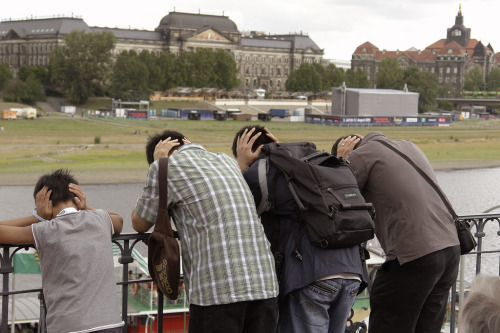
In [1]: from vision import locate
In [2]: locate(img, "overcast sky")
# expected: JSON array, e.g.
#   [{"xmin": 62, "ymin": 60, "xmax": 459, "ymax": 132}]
[{"xmin": 2, "ymin": 0, "xmax": 499, "ymax": 61}]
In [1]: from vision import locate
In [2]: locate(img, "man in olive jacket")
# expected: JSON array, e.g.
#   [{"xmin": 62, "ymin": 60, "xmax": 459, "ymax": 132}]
[{"xmin": 334, "ymin": 131, "xmax": 460, "ymax": 333}]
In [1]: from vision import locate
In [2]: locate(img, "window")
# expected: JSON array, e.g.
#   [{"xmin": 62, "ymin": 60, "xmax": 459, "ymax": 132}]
[
  {"xmin": 270, "ymin": 66, "xmax": 274, "ymax": 75},
  {"xmin": 285, "ymin": 68, "xmax": 289, "ymax": 75},
  {"xmin": 253, "ymin": 65, "xmax": 257, "ymax": 74},
  {"xmin": 245, "ymin": 66, "xmax": 250, "ymax": 74},
  {"xmin": 446, "ymin": 67, "xmax": 450, "ymax": 74},
  {"xmin": 253, "ymin": 56, "xmax": 257, "ymax": 62},
  {"xmin": 277, "ymin": 68, "xmax": 281, "ymax": 75},
  {"xmin": 277, "ymin": 80, "xmax": 281, "ymax": 88},
  {"xmin": 270, "ymin": 57, "xmax": 274, "ymax": 63},
  {"xmin": 454, "ymin": 67, "xmax": 458, "ymax": 74},
  {"xmin": 261, "ymin": 67, "xmax": 266, "ymax": 75}
]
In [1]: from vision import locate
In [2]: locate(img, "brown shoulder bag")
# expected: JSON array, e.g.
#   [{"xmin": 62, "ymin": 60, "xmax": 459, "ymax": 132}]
[{"xmin": 147, "ymin": 157, "xmax": 181, "ymax": 300}]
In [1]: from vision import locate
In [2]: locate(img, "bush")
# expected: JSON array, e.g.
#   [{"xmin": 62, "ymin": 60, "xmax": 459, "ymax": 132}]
[{"xmin": 94, "ymin": 136, "xmax": 101, "ymax": 144}]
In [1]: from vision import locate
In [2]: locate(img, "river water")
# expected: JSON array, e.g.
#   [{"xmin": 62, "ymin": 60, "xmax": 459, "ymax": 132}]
[{"xmin": 1, "ymin": 167, "xmax": 499, "ymax": 284}]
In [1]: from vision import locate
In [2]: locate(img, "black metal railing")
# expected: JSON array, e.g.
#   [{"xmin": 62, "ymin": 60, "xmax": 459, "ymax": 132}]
[{"xmin": 1, "ymin": 213, "xmax": 500, "ymax": 333}]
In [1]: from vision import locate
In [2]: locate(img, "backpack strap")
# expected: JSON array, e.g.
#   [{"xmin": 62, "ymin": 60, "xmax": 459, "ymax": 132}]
[{"xmin": 256, "ymin": 158, "xmax": 269, "ymax": 215}]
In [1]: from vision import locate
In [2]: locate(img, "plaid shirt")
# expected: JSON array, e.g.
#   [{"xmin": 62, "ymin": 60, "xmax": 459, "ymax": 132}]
[{"xmin": 135, "ymin": 143, "xmax": 278, "ymax": 306}]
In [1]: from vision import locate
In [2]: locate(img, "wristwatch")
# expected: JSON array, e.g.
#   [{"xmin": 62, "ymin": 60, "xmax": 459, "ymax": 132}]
[{"xmin": 33, "ymin": 208, "xmax": 47, "ymax": 222}]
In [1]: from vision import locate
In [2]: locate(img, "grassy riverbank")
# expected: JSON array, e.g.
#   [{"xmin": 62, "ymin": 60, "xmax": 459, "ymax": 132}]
[{"xmin": 1, "ymin": 115, "xmax": 500, "ymax": 185}]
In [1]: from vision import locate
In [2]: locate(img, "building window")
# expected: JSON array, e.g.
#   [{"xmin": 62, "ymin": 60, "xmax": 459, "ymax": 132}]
[
  {"xmin": 253, "ymin": 79, "xmax": 257, "ymax": 87},
  {"xmin": 253, "ymin": 56, "xmax": 257, "ymax": 62},
  {"xmin": 261, "ymin": 67, "xmax": 266, "ymax": 75},
  {"xmin": 270, "ymin": 66, "xmax": 274, "ymax": 75},
  {"xmin": 446, "ymin": 67, "xmax": 450, "ymax": 74},
  {"xmin": 270, "ymin": 57, "xmax": 274, "ymax": 62},
  {"xmin": 454, "ymin": 67, "xmax": 458, "ymax": 74},
  {"xmin": 285, "ymin": 68, "xmax": 289, "ymax": 75},
  {"xmin": 277, "ymin": 68, "xmax": 281, "ymax": 75},
  {"xmin": 245, "ymin": 55, "xmax": 249, "ymax": 61},
  {"xmin": 277, "ymin": 80, "xmax": 281, "ymax": 88},
  {"xmin": 245, "ymin": 66, "xmax": 250, "ymax": 74},
  {"xmin": 253, "ymin": 65, "xmax": 257, "ymax": 74}
]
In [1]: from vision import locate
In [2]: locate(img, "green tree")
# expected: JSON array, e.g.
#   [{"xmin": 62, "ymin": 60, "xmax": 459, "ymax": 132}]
[
  {"xmin": 213, "ymin": 49, "xmax": 239, "ymax": 90},
  {"xmin": 346, "ymin": 69, "xmax": 370, "ymax": 88},
  {"xmin": 0, "ymin": 62, "xmax": 13, "ymax": 90},
  {"xmin": 3, "ymin": 74, "xmax": 44, "ymax": 104},
  {"xmin": 376, "ymin": 58, "xmax": 404, "ymax": 89},
  {"xmin": 18, "ymin": 65, "xmax": 50, "ymax": 85},
  {"xmin": 157, "ymin": 52, "xmax": 178, "ymax": 90},
  {"xmin": 50, "ymin": 30, "xmax": 115, "ymax": 104},
  {"xmin": 486, "ymin": 68, "xmax": 500, "ymax": 91},
  {"xmin": 285, "ymin": 63, "xmax": 328, "ymax": 92},
  {"xmin": 463, "ymin": 66, "xmax": 484, "ymax": 91},
  {"xmin": 110, "ymin": 50, "xmax": 149, "ymax": 101},
  {"xmin": 403, "ymin": 67, "xmax": 439, "ymax": 113},
  {"xmin": 325, "ymin": 64, "xmax": 346, "ymax": 88},
  {"xmin": 138, "ymin": 50, "xmax": 164, "ymax": 92}
]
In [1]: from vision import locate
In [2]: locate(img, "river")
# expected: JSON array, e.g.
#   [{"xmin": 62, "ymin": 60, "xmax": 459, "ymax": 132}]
[{"xmin": 1, "ymin": 167, "xmax": 499, "ymax": 283}]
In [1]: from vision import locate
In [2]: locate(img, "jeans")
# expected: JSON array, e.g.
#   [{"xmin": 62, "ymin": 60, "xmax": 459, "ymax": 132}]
[
  {"xmin": 188, "ymin": 297, "xmax": 278, "ymax": 333},
  {"xmin": 279, "ymin": 278, "xmax": 361, "ymax": 333},
  {"xmin": 368, "ymin": 246, "xmax": 460, "ymax": 333}
]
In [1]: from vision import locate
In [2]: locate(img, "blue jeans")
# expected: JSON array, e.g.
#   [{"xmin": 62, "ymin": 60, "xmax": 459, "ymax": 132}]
[{"xmin": 279, "ymin": 278, "xmax": 361, "ymax": 333}]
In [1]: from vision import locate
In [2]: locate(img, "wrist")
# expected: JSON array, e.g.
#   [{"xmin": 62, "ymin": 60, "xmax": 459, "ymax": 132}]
[{"xmin": 33, "ymin": 208, "xmax": 47, "ymax": 222}]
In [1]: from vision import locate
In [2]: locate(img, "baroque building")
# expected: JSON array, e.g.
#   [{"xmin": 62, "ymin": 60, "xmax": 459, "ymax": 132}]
[
  {"xmin": 0, "ymin": 11, "xmax": 324, "ymax": 93},
  {"xmin": 351, "ymin": 6, "xmax": 498, "ymax": 91}
]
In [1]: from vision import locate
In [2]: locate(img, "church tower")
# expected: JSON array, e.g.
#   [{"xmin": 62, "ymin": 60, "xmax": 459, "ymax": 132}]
[{"xmin": 446, "ymin": 4, "xmax": 471, "ymax": 46}]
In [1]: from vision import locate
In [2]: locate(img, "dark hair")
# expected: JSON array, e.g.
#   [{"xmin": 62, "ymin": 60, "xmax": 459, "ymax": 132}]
[
  {"xmin": 33, "ymin": 169, "xmax": 78, "ymax": 206},
  {"xmin": 146, "ymin": 130, "xmax": 185, "ymax": 165},
  {"xmin": 331, "ymin": 134, "xmax": 362, "ymax": 156},
  {"xmin": 232, "ymin": 126, "xmax": 274, "ymax": 157}
]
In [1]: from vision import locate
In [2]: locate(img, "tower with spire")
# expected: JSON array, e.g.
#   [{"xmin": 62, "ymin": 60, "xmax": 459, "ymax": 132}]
[{"xmin": 446, "ymin": 4, "xmax": 471, "ymax": 47}]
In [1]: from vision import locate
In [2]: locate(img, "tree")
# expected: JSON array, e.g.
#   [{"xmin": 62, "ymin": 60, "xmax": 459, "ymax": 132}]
[
  {"xmin": 3, "ymin": 74, "xmax": 44, "ymax": 104},
  {"xmin": 285, "ymin": 63, "xmax": 328, "ymax": 92},
  {"xmin": 213, "ymin": 49, "xmax": 239, "ymax": 90},
  {"xmin": 463, "ymin": 66, "xmax": 484, "ymax": 91},
  {"xmin": 403, "ymin": 67, "xmax": 439, "ymax": 113},
  {"xmin": 0, "ymin": 62, "xmax": 12, "ymax": 90},
  {"xmin": 325, "ymin": 64, "xmax": 346, "ymax": 88},
  {"xmin": 346, "ymin": 69, "xmax": 370, "ymax": 88},
  {"xmin": 376, "ymin": 58, "xmax": 404, "ymax": 89},
  {"xmin": 486, "ymin": 68, "xmax": 500, "ymax": 91},
  {"xmin": 18, "ymin": 65, "xmax": 50, "ymax": 85},
  {"xmin": 50, "ymin": 30, "xmax": 115, "ymax": 104},
  {"xmin": 110, "ymin": 50, "xmax": 149, "ymax": 101}
]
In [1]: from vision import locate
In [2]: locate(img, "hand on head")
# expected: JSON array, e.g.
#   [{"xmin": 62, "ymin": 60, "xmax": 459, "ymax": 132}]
[
  {"xmin": 336, "ymin": 135, "xmax": 363, "ymax": 159},
  {"xmin": 154, "ymin": 137, "xmax": 181, "ymax": 161},
  {"xmin": 35, "ymin": 186, "xmax": 53, "ymax": 220}
]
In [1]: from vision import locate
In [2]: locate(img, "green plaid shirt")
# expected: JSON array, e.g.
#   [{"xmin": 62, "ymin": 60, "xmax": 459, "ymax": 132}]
[{"xmin": 135, "ymin": 143, "xmax": 278, "ymax": 306}]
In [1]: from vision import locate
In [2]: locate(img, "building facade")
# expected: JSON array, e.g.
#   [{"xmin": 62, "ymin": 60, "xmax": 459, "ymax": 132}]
[
  {"xmin": 0, "ymin": 12, "xmax": 324, "ymax": 93},
  {"xmin": 351, "ymin": 6, "xmax": 498, "ymax": 91}
]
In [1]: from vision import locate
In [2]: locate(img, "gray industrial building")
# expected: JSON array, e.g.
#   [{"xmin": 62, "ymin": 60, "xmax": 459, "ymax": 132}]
[{"xmin": 331, "ymin": 85, "xmax": 419, "ymax": 116}]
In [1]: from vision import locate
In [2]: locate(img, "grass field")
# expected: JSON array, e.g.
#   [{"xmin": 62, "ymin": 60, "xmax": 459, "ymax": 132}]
[{"xmin": 1, "ymin": 114, "xmax": 499, "ymax": 185}]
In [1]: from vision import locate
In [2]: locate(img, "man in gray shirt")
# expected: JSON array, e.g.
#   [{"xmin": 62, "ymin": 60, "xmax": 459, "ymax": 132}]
[{"xmin": 334, "ymin": 132, "xmax": 460, "ymax": 333}]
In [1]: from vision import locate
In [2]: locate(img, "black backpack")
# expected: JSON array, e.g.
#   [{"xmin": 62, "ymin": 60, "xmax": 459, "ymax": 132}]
[{"xmin": 257, "ymin": 142, "xmax": 375, "ymax": 249}]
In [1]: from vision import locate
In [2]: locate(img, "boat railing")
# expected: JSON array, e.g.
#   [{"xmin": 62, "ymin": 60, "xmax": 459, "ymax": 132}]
[{"xmin": 1, "ymin": 213, "xmax": 500, "ymax": 333}]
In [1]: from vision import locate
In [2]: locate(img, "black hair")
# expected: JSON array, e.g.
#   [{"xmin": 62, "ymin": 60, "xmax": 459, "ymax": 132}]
[
  {"xmin": 232, "ymin": 126, "xmax": 274, "ymax": 157},
  {"xmin": 331, "ymin": 134, "xmax": 362, "ymax": 156},
  {"xmin": 146, "ymin": 130, "xmax": 185, "ymax": 165},
  {"xmin": 33, "ymin": 169, "xmax": 78, "ymax": 206}
]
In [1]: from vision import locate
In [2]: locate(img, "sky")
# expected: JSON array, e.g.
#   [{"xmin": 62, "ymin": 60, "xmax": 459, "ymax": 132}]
[{"xmin": 2, "ymin": 0, "xmax": 499, "ymax": 61}]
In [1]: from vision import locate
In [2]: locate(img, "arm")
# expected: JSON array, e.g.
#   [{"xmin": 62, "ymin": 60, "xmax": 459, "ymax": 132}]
[
  {"xmin": 0, "ymin": 225, "xmax": 35, "ymax": 244},
  {"xmin": 131, "ymin": 210, "xmax": 153, "ymax": 233},
  {"xmin": 0, "ymin": 186, "xmax": 53, "ymax": 227},
  {"xmin": 69, "ymin": 183, "xmax": 123, "ymax": 234}
]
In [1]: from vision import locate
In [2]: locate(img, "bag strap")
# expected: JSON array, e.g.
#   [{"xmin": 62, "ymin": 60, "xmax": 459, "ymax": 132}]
[
  {"xmin": 374, "ymin": 139, "xmax": 458, "ymax": 219},
  {"xmin": 154, "ymin": 158, "xmax": 175, "ymax": 237}
]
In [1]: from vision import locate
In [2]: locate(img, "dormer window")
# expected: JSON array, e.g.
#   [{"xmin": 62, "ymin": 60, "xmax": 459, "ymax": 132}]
[{"xmin": 452, "ymin": 29, "xmax": 462, "ymax": 36}]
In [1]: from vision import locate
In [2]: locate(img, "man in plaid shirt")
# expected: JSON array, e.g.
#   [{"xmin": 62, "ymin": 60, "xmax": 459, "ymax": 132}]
[{"xmin": 132, "ymin": 130, "xmax": 279, "ymax": 333}]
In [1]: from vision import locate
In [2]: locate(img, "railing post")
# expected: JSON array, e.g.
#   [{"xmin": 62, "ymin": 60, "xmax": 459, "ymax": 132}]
[
  {"xmin": 157, "ymin": 290, "xmax": 164, "ymax": 333},
  {"xmin": 117, "ymin": 239, "xmax": 134, "ymax": 333},
  {"xmin": 1, "ymin": 246, "xmax": 14, "ymax": 333}
]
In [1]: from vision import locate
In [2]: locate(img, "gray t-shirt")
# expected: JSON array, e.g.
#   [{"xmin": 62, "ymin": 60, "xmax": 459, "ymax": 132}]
[{"xmin": 32, "ymin": 208, "xmax": 123, "ymax": 333}]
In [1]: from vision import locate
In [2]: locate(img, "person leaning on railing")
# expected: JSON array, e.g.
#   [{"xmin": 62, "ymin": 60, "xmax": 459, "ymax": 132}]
[
  {"xmin": 0, "ymin": 169, "xmax": 124, "ymax": 333},
  {"xmin": 458, "ymin": 274, "xmax": 500, "ymax": 333}
]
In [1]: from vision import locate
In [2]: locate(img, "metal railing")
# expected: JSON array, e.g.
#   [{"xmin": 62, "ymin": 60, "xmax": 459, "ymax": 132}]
[
  {"xmin": 1, "ymin": 213, "xmax": 499, "ymax": 333},
  {"xmin": 0, "ymin": 233, "xmax": 165, "ymax": 333}
]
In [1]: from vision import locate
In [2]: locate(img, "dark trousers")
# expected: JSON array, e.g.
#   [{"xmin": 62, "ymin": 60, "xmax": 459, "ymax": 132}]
[
  {"xmin": 368, "ymin": 246, "xmax": 460, "ymax": 333},
  {"xmin": 188, "ymin": 297, "xmax": 278, "ymax": 333}
]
